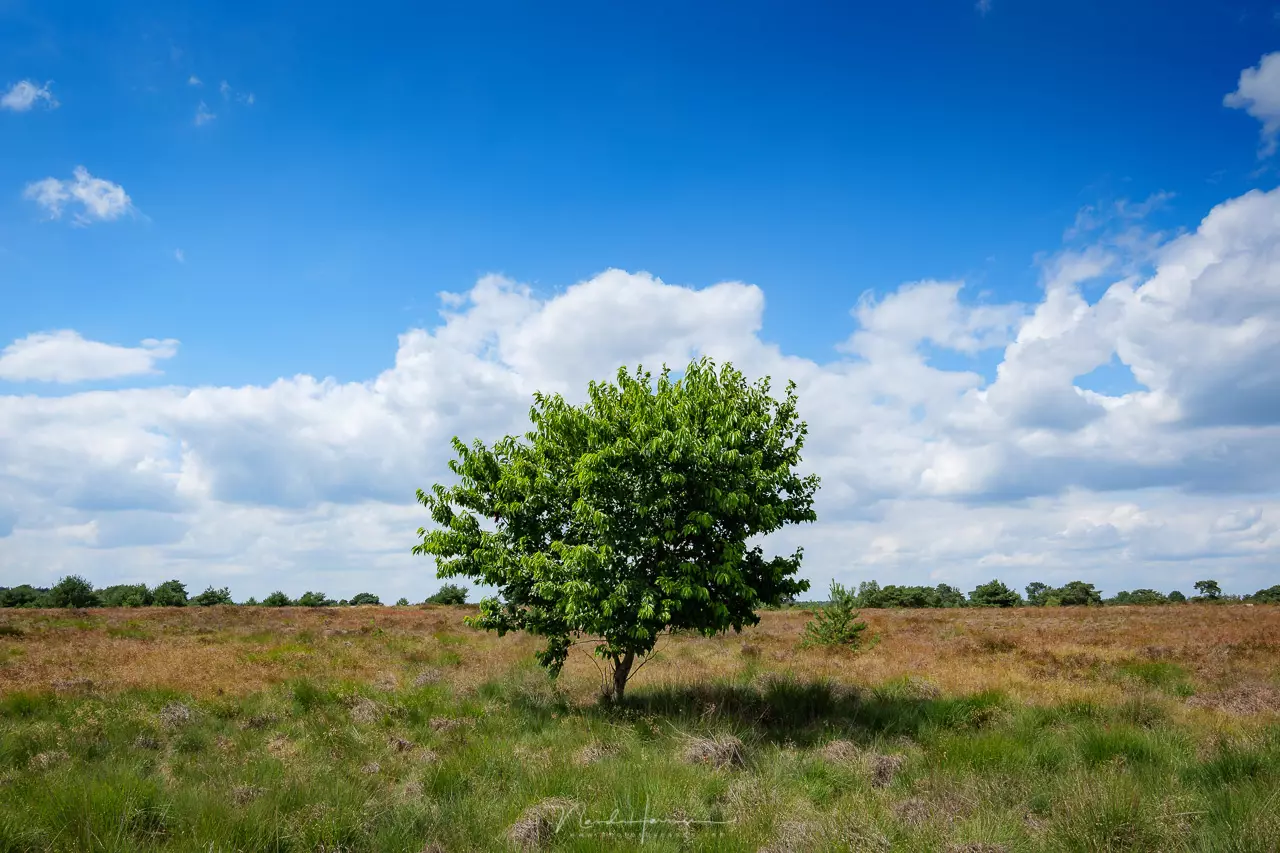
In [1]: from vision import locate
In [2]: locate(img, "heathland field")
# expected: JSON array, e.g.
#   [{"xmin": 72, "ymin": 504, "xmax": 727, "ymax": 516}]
[{"xmin": 1, "ymin": 604, "xmax": 1278, "ymax": 852}]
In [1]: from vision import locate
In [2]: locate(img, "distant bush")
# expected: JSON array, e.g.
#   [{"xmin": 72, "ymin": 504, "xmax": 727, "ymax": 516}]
[
  {"xmin": 47, "ymin": 575, "xmax": 99, "ymax": 609},
  {"xmin": 191, "ymin": 586, "xmax": 234, "ymax": 606},
  {"xmin": 262, "ymin": 591, "xmax": 293, "ymax": 607},
  {"xmin": 1109, "ymin": 589, "xmax": 1168, "ymax": 606},
  {"xmin": 0, "ymin": 585, "xmax": 50, "ymax": 608},
  {"xmin": 1247, "ymin": 585, "xmax": 1280, "ymax": 604},
  {"xmin": 1167, "ymin": 590, "xmax": 1187, "ymax": 603},
  {"xmin": 395, "ymin": 597, "xmax": 410, "ymax": 606},
  {"xmin": 349, "ymin": 592, "xmax": 381, "ymax": 606},
  {"xmin": 854, "ymin": 580, "xmax": 969, "ymax": 609},
  {"xmin": 969, "ymin": 579, "xmax": 1022, "ymax": 608},
  {"xmin": 1193, "ymin": 579, "xmax": 1223, "ymax": 602},
  {"xmin": 99, "ymin": 583, "xmax": 153, "ymax": 607},
  {"xmin": 802, "ymin": 582, "xmax": 868, "ymax": 649},
  {"xmin": 425, "ymin": 584, "xmax": 468, "ymax": 605},
  {"xmin": 1026, "ymin": 580, "xmax": 1102, "ymax": 607},
  {"xmin": 295, "ymin": 591, "xmax": 336, "ymax": 607},
  {"xmin": 151, "ymin": 580, "xmax": 189, "ymax": 607}
]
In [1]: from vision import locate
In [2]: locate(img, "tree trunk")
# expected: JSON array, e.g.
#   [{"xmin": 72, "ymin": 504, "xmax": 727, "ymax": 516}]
[{"xmin": 610, "ymin": 651, "xmax": 636, "ymax": 702}]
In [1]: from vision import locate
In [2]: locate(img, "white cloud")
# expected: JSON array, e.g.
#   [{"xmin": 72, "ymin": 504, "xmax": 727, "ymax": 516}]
[
  {"xmin": 23, "ymin": 167, "xmax": 135, "ymax": 225},
  {"xmin": 188, "ymin": 75, "xmax": 202, "ymax": 86},
  {"xmin": 3, "ymin": 186, "xmax": 1280, "ymax": 599},
  {"xmin": 1225, "ymin": 51, "xmax": 1280, "ymax": 157},
  {"xmin": 194, "ymin": 101, "xmax": 215, "ymax": 126},
  {"xmin": 975, "ymin": 0, "xmax": 992, "ymax": 14},
  {"xmin": 1, "ymin": 80, "xmax": 58, "ymax": 111},
  {"xmin": 219, "ymin": 80, "xmax": 231, "ymax": 99},
  {"xmin": 174, "ymin": 249, "xmax": 185, "ymax": 263},
  {"xmin": 0, "ymin": 331, "xmax": 178, "ymax": 383}
]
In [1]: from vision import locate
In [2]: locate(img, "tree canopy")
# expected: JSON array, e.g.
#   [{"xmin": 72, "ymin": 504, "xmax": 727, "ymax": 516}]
[{"xmin": 414, "ymin": 359, "xmax": 819, "ymax": 699}]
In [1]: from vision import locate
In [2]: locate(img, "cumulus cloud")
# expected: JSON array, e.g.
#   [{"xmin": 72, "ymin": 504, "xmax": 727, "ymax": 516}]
[
  {"xmin": 1, "ymin": 80, "xmax": 58, "ymax": 111},
  {"xmin": 188, "ymin": 75, "xmax": 202, "ymax": 86},
  {"xmin": 0, "ymin": 331, "xmax": 178, "ymax": 383},
  {"xmin": 1225, "ymin": 51, "xmax": 1280, "ymax": 156},
  {"xmin": 23, "ymin": 167, "xmax": 135, "ymax": 224},
  {"xmin": 2, "ymin": 186, "xmax": 1280, "ymax": 597}
]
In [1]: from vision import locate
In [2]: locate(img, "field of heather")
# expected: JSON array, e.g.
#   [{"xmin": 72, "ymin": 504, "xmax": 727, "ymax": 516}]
[{"xmin": 1, "ymin": 604, "xmax": 1278, "ymax": 852}]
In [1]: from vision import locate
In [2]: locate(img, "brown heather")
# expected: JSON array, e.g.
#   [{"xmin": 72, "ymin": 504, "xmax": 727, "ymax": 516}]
[{"xmin": 1, "ymin": 603, "xmax": 1277, "ymax": 706}]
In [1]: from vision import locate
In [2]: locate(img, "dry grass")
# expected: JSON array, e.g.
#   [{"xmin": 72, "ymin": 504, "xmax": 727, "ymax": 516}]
[{"xmin": 1, "ymin": 604, "xmax": 1277, "ymax": 709}]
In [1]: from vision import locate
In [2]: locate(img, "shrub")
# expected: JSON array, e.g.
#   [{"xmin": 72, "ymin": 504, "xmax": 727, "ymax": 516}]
[
  {"xmin": 295, "ymin": 591, "xmax": 336, "ymax": 607},
  {"xmin": 98, "ymin": 584, "xmax": 153, "ymax": 607},
  {"xmin": 395, "ymin": 597, "xmax": 410, "ymax": 606},
  {"xmin": 1194, "ymin": 579, "xmax": 1223, "ymax": 601},
  {"xmin": 349, "ymin": 592, "xmax": 382, "ymax": 606},
  {"xmin": 969, "ymin": 579, "xmax": 1022, "ymax": 607},
  {"xmin": 190, "ymin": 586, "xmax": 233, "ymax": 606},
  {"xmin": 0, "ymin": 585, "xmax": 51, "ymax": 608},
  {"xmin": 262, "ymin": 591, "xmax": 293, "ymax": 607},
  {"xmin": 151, "ymin": 580, "xmax": 189, "ymax": 607},
  {"xmin": 1248, "ymin": 585, "xmax": 1280, "ymax": 604},
  {"xmin": 802, "ymin": 581, "xmax": 868, "ymax": 649},
  {"xmin": 424, "ymin": 584, "xmax": 468, "ymax": 605},
  {"xmin": 1167, "ymin": 590, "xmax": 1187, "ymax": 603},
  {"xmin": 47, "ymin": 575, "xmax": 99, "ymax": 608}
]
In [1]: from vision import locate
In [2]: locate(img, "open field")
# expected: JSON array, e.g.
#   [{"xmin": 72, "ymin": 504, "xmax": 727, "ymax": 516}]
[{"xmin": 1, "ymin": 604, "xmax": 1278, "ymax": 851}]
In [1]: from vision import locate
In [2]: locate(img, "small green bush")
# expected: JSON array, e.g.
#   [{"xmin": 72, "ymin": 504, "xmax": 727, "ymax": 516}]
[
  {"xmin": 801, "ymin": 581, "xmax": 867, "ymax": 648},
  {"xmin": 425, "ymin": 584, "xmax": 468, "ymax": 605}
]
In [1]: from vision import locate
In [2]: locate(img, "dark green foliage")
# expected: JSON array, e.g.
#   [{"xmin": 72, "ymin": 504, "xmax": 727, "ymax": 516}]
[
  {"xmin": 348, "ymin": 592, "xmax": 381, "ymax": 606},
  {"xmin": 1109, "ymin": 588, "xmax": 1168, "ymax": 605},
  {"xmin": 802, "ymin": 581, "xmax": 868, "ymax": 648},
  {"xmin": 1194, "ymin": 579, "xmax": 1222, "ymax": 601},
  {"xmin": 394, "ymin": 597, "xmax": 410, "ymax": 606},
  {"xmin": 150, "ymin": 580, "xmax": 189, "ymax": 607},
  {"xmin": 424, "ymin": 584, "xmax": 468, "ymax": 605},
  {"xmin": 934, "ymin": 583, "xmax": 968, "ymax": 608},
  {"xmin": 261, "ymin": 591, "xmax": 293, "ymax": 607},
  {"xmin": 969, "ymin": 579, "xmax": 1022, "ymax": 607},
  {"xmin": 98, "ymin": 584, "xmax": 153, "ymax": 607},
  {"xmin": 1025, "ymin": 581, "xmax": 1052, "ymax": 607},
  {"xmin": 190, "ymin": 586, "xmax": 233, "ymax": 606},
  {"xmin": 415, "ymin": 358, "xmax": 818, "ymax": 699},
  {"xmin": 47, "ymin": 575, "xmax": 99, "ymax": 608},
  {"xmin": 0, "ymin": 585, "xmax": 49, "ymax": 608},
  {"xmin": 1248, "ymin": 585, "xmax": 1280, "ymax": 603},
  {"xmin": 1168, "ymin": 590, "xmax": 1187, "ymax": 603},
  {"xmin": 853, "ymin": 580, "xmax": 972, "ymax": 608},
  {"xmin": 295, "ymin": 591, "xmax": 336, "ymax": 607}
]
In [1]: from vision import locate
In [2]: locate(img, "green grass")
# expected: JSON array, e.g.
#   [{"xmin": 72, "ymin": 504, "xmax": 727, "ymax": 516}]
[{"xmin": 1, "ymin": 668, "xmax": 1277, "ymax": 852}]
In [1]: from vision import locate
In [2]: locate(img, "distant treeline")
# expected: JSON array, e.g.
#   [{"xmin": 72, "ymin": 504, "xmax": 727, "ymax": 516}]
[
  {"xmin": 0, "ymin": 577, "xmax": 469, "ymax": 609},
  {"xmin": 2, "ymin": 574, "xmax": 1277, "ymax": 610},
  {"xmin": 791, "ymin": 578, "xmax": 1280, "ymax": 608}
]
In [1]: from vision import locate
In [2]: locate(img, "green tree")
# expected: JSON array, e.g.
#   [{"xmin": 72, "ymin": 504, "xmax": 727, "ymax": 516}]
[
  {"xmin": 99, "ymin": 584, "xmax": 152, "ymax": 607},
  {"xmin": 1025, "ymin": 582, "xmax": 1051, "ymax": 607},
  {"xmin": 414, "ymin": 359, "xmax": 818, "ymax": 701},
  {"xmin": 262, "ymin": 591, "xmax": 293, "ymax": 607},
  {"xmin": 150, "ymin": 580, "xmax": 188, "ymax": 607},
  {"xmin": 424, "ymin": 583, "xmax": 468, "ymax": 605},
  {"xmin": 0, "ymin": 585, "xmax": 50, "ymax": 608},
  {"xmin": 801, "ymin": 581, "xmax": 868, "ymax": 648},
  {"xmin": 1193, "ymin": 579, "xmax": 1222, "ymax": 601},
  {"xmin": 47, "ymin": 575, "xmax": 99, "ymax": 608},
  {"xmin": 395, "ymin": 597, "xmax": 410, "ymax": 606},
  {"xmin": 1055, "ymin": 580, "xmax": 1102, "ymax": 607},
  {"xmin": 1248, "ymin": 585, "xmax": 1280, "ymax": 603},
  {"xmin": 854, "ymin": 580, "xmax": 883, "ymax": 608},
  {"xmin": 934, "ymin": 584, "xmax": 968, "ymax": 608},
  {"xmin": 349, "ymin": 592, "xmax": 382, "ymax": 606},
  {"xmin": 1168, "ymin": 590, "xmax": 1187, "ymax": 603},
  {"xmin": 295, "ymin": 591, "xmax": 336, "ymax": 607},
  {"xmin": 969, "ymin": 579, "xmax": 1022, "ymax": 608},
  {"xmin": 191, "ymin": 586, "xmax": 233, "ymax": 606}
]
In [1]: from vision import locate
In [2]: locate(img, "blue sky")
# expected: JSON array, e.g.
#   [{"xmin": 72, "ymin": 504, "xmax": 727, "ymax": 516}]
[{"xmin": 2, "ymin": 0, "xmax": 1280, "ymax": 600}]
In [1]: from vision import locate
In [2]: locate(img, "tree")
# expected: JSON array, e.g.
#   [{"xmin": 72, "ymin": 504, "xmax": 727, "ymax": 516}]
[
  {"xmin": 151, "ymin": 580, "xmax": 188, "ymax": 607},
  {"xmin": 424, "ymin": 584, "xmax": 468, "ymax": 605},
  {"xmin": 395, "ymin": 597, "xmax": 410, "ymax": 606},
  {"xmin": 854, "ymin": 580, "xmax": 883, "ymax": 608},
  {"xmin": 191, "ymin": 586, "xmax": 233, "ymax": 606},
  {"xmin": 801, "ymin": 582, "xmax": 868, "ymax": 648},
  {"xmin": 969, "ymin": 579, "xmax": 1022, "ymax": 608},
  {"xmin": 1055, "ymin": 581, "xmax": 1102, "ymax": 607},
  {"xmin": 1193, "ymin": 580, "xmax": 1222, "ymax": 601},
  {"xmin": 99, "ymin": 584, "xmax": 152, "ymax": 607},
  {"xmin": 1167, "ymin": 590, "xmax": 1187, "ymax": 603},
  {"xmin": 47, "ymin": 575, "xmax": 99, "ymax": 608},
  {"xmin": 1248, "ymin": 585, "xmax": 1280, "ymax": 604},
  {"xmin": 262, "ymin": 591, "xmax": 293, "ymax": 607},
  {"xmin": 934, "ymin": 584, "xmax": 968, "ymax": 608},
  {"xmin": 1025, "ymin": 582, "xmax": 1051, "ymax": 607},
  {"xmin": 349, "ymin": 592, "xmax": 382, "ymax": 606},
  {"xmin": 415, "ymin": 359, "xmax": 818, "ymax": 701},
  {"xmin": 0, "ymin": 585, "xmax": 50, "ymax": 608},
  {"xmin": 296, "ymin": 591, "xmax": 336, "ymax": 607}
]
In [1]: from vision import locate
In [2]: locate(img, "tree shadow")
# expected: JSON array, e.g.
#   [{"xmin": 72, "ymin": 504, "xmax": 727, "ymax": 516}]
[{"xmin": 594, "ymin": 676, "xmax": 1007, "ymax": 747}]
